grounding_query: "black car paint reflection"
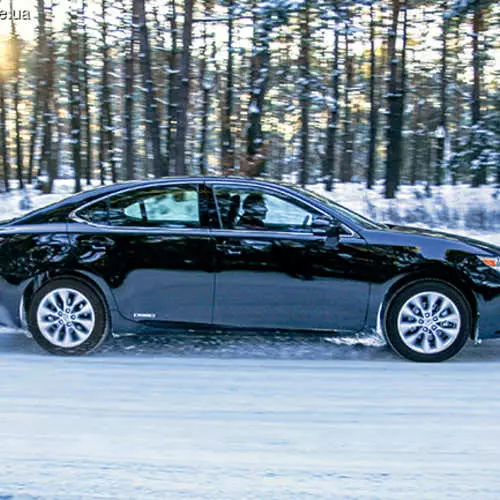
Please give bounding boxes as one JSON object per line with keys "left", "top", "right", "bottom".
{"left": 0, "top": 177, "right": 498, "bottom": 343}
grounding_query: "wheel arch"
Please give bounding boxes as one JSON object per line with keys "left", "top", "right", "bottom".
{"left": 21, "top": 269, "right": 115, "bottom": 330}
{"left": 380, "top": 265, "right": 478, "bottom": 340}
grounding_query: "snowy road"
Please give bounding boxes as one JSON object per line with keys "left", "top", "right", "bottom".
{"left": 0, "top": 332, "right": 499, "bottom": 499}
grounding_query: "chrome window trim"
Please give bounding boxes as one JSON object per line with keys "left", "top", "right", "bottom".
{"left": 68, "top": 178, "right": 360, "bottom": 239}
{"left": 67, "top": 221, "right": 211, "bottom": 237}
{"left": 207, "top": 228, "right": 325, "bottom": 240}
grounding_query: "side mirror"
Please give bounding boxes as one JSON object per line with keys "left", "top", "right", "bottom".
{"left": 311, "top": 215, "right": 340, "bottom": 238}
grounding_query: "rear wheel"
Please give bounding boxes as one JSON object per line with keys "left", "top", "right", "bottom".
{"left": 384, "top": 281, "right": 472, "bottom": 362}
{"left": 28, "top": 279, "right": 108, "bottom": 355}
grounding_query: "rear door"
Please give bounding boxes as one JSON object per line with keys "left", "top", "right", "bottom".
{"left": 68, "top": 182, "right": 216, "bottom": 325}
{"left": 209, "top": 182, "right": 370, "bottom": 332}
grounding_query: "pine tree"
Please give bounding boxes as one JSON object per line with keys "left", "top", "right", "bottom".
{"left": 384, "top": 0, "right": 405, "bottom": 199}
{"left": 366, "top": 0, "right": 377, "bottom": 189}
{"left": 246, "top": 1, "right": 272, "bottom": 176}
{"left": 10, "top": 5, "right": 23, "bottom": 189}
{"left": 67, "top": 7, "right": 82, "bottom": 193}
{"left": 323, "top": 1, "right": 341, "bottom": 192}
{"left": 0, "top": 74, "right": 9, "bottom": 192}
{"left": 198, "top": 0, "right": 214, "bottom": 175}
{"left": 99, "top": 0, "right": 116, "bottom": 184}
{"left": 28, "top": 31, "right": 42, "bottom": 185}
{"left": 446, "top": 0, "right": 495, "bottom": 187}
{"left": 471, "top": 0, "right": 485, "bottom": 186}
{"left": 434, "top": 0, "right": 448, "bottom": 186}
{"left": 136, "top": 0, "right": 164, "bottom": 178}
{"left": 220, "top": 0, "right": 235, "bottom": 174}
{"left": 340, "top": 25, "right": 354, "bottom": 183}
{"left": 165, "top": 0, "right": 178, "bottom": 174}
{"left": 38, "top": 0, "right": 57, "bottom": 193}
{"left": 80, "top": 0, "right": 92, "bottom": 185}
{"left": 298, "top": 0, "right": 311, "bottom": 187}
{"left": 174, "top": 0, "right": 194, "bottom": 175}
{"left": 123, "top": 0, "right": 137, "bottom": 180}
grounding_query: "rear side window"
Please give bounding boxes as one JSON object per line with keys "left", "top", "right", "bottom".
{"left": 75, "top": 185, "right": 200, "bottom": 228}
{"left": 77, "top": 200, "right": 109, "bottom": 224}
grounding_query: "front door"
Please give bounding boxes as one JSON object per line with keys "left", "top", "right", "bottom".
{"left": 210, "top": 183, "right": 370, "bottom": 332}
{"left": 69, "top": 182, "right": 215, "bottom": 325}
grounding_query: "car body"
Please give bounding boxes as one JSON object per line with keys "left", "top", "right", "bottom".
{"left": 0, "top": 177, "right": 499, "bottom": 361}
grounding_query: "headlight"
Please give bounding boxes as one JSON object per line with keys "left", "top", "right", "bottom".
{"left": 479, "top": 256, "right": 500, "bottom": 272}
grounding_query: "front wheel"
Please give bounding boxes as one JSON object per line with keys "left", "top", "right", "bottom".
{"left": 28, "top": 279, "right": 108, "bottom": 355}
{"left": 384, "top": 281, "right": 472, "bottom": 362}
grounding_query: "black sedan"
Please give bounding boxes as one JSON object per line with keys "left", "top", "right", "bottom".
{"left": 0, "top": 177, "right": 499, "bottom": 361}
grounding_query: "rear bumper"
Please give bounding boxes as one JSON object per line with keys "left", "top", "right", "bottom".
{"left": 0, "top": 278, "right": 26, "bottom": 329}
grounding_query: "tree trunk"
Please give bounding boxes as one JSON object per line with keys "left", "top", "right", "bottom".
{"left": 221, "top": 0, "right": 235, "bottom": 174}
{"left": 68, "top": 9, "right": 82, "bottom": 193}
{"left": 323, "top": 5, "right": 340, "bottom": 192}
{"left": 173, "top": 0, "right": 194, "bottom": 176}
{"left": 137, "top": 0, "right": 165, "bottom": 178}
{"left": 423, "top": 98, "right": 433, "bottom": 195}
{"left": 398, "top": 0, "right": 408, "bottom": 188}
{"left": 450, "top": 22, "right": 461, "bottom": 186}
{"left": 246, "top": 3, "right": 271, "bottom": 177}
{"left": 410, "top": 88, "right": 421, "bottom": 186}
{"left": 123, "top": 0, "right": 137, "bottom": 180}
{"left": 340, "top": 33, "right": 354, "bottom": 183}
{"left": 434, "top": 0, "right": 447, "bottom": 186}
{"left": 27, "top": 74, "right": 40, "bottom": 185}
{"left": 165, "top": 0, "right": 178, "bottom": 175}
{"left": 80, "top": 0, "right": 92, "bottom": 185}
{"left": 298, "top": 0, "right": 310, "bottom": 187}
{"left": 10, "top": 11, "right": 23, "bottom": 189}
{"left": 471, "top": 0, "right": 485, "bottom": 187}
{"left": 39, "top": 0, "right": 56, "bottom": 193}
{"left": 38, "top": 0, "right": 49, "bottom": 186}
{"left": 198, "top": 0, "right": 211, "bottom": 175}
{"left": 367, "top": 1, "right": 377, "bottom": 189}
{"left": 384, "top": 0, "right": 403, "bottom": 199}
{"left": 0, "top": 81, "right": 9, "bottom": 192}
{"left": 99, "top": 0, "right": 116, "bottom": 184}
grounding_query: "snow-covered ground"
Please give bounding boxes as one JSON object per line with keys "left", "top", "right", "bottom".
{"left": 1, "top": 180, "right": 498, "bottom": 498}
{"left": 1, "top": 333, "right": 500, "bottom": 499}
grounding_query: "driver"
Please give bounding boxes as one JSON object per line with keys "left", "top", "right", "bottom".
{"left": 238, "top": 193, "right": 268, "bottom": 229}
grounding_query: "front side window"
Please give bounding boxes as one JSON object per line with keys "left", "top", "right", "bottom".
{"left": 213, "top": 186, "right": 318, "bottom": 232}
{"left": 75, "top": 185, "right": 200, "bottom": 228}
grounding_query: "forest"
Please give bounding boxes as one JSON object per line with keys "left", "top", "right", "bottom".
{"left": 0, "top": 0, "right": 498, "bottom": 198}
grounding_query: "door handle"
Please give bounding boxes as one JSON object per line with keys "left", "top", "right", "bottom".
{"left": 88, "top": 236, "right": 114, "bottom": 251}
{"left": 217, "top": 243, "right": 242, "bottom": 256}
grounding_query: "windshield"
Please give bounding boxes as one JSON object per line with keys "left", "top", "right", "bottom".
{"left": 293, "top": 186, "right": 383, "bottom": 230}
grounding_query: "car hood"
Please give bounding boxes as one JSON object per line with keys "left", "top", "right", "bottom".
{"left": 384, "top": 224, "right": 500, "bottom": 255}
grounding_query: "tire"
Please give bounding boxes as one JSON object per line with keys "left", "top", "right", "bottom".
{"left": 28, "top": 278, "right": 109, "bottom": 355}
{"left": 384, "top": 280, "right": 472, "bottom": 362}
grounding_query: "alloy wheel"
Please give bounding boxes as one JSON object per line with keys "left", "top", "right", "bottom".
{"left": 397, "top": 291, "right": 461, "bottom": 355}
{"left": 36, "top": 288, "right": 96, "bottom": 348}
